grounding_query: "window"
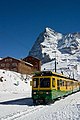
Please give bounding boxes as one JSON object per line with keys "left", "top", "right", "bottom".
{"left": 5, "top": 59, "right": 12, "bottom": 62}
{"left": 52, "top": 78, "right": 55, "bottom": 87}
{"left": 57, "top": 80, "right": 60, "bottom": 90}
{"left": 62, "top": 80, "right": 64, "bottom": 86}
{"left": 1, "top": 63, "right": 5, "bottom": 67}
{"left": 12, "top": 63, "right": 17, "bottom": 67}
{"left": 13, "top": 68, "right": 17, "bottom": 71}
{"left": 65, "top": 81, "right": 68, "bottom": 89}
{"left": 57, "top": 79, "right": 64, "bottom": 87}
{"left": 11, "top": 68, "right": 17, "bottom": 72}
{"left": 33, "top": 78, "right": 39, "bottom": 88}
{"left": 67, "top": 81, "right": 70, "bottom": 86}
{"left": 40, "top": 78, "right": 50, "bottom": 88}
{"left": 59, "top": 79, "right": 62, "bottom": 86}
{"left": 6, "top": 63, "right": 10, "bottom": 67}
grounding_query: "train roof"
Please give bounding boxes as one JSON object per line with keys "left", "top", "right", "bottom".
{"left": 33, "top": 71, "right": 79, "bottom": 82}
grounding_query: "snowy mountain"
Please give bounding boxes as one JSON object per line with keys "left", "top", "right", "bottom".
{"left": 58, "top": 33, "right": 80, "bottom": 54}
{"left": 29, "top": 27, "right": 80, "bottom": 80}
{"left": 29, "top": 27, "right": 62, "bottom": 63}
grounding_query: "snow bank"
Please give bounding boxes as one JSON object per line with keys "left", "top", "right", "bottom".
{"left": 0, "top": 69, "right": 32, "bottom": 94}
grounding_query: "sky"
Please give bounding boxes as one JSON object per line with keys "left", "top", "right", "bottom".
{"left": 0, "top": 0, "right": 80, "bottom": 59}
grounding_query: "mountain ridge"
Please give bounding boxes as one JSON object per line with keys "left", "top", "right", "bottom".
{"left": 29, "top": 27, "right": 80, "bottom": 79}
{"left": 29, "top": 27, "right": 80, "bottom": 63}
{"left": 29, "top": 27, "right": 62, "bottom": 63}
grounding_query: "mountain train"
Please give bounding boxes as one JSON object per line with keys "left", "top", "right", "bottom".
{"left": 30, "top": 71, "right": 80, "bottom": 104}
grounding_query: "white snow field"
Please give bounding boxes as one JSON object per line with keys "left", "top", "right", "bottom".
{"left": 0, "top": 69, "right": 80, "bottom": 120}
{"left": 0, "top": 92, "right": 80, "bottom": 120}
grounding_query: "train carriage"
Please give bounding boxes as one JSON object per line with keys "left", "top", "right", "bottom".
{"left": 31, "top": 71, "right": 80, "bottom": 104}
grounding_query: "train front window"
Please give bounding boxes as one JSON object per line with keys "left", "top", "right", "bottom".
{"left": 33, "top": 78, "right": 39, "bottom": 88}
{"left": 40, "top": 78, "right": 50, "bottom": 88}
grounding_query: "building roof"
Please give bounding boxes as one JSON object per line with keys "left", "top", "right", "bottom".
{"left": 0, "top": 56, "right": 33, "bottom": 67}
{"left": 19, "top": 59, "right": 33, "bottom": 66}
{"left": 23, "top": 55, "right": 41, "bottom": 61}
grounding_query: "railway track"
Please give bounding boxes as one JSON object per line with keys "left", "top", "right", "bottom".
{"left": 0, "top": 105, "right": 45, "bottom": 120}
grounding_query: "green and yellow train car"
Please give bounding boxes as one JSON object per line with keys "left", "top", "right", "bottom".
{"left": 31, "top": 71, "right": 80, "bottom": 104}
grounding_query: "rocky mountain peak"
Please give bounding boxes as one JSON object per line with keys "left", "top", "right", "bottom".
{"left": 29, "top": 27, "right": 62, "bottom": 64}
{"left": 44, "top": 27, "right": 55, "bottom": 33}
{"left": 29, "top": 27, "right": 80, "bottom": 79}
{"left": 58, "top": 32, "right": 80, "bottom": 54}
{"left": 29, "top": 27, "right": 80, "bottom": 64}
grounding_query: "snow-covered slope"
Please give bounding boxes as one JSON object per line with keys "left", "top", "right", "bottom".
{"left": 0, "top": 69, "right": 31, "bottom": 94}
{"left": 29, "top": 27, "right": 80, "bottom": 80}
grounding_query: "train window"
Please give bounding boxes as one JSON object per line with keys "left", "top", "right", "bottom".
{"left": 65, "top": 81, "right": 68, "bottom": 89}
{"left": 62, "top": 80, "right": 64, "bottom": 86}
{"left": 40, "top": 78, "right": 50, "bottom": 88}
{"left": 57, "top": 79, "right": 64, "bottom": 87}
{"left": 33, "top": 78, "right": 39, "bottom": 88}
{"left": 52, "top": 78, "right": 55, "bottom": 87}
{"left": 59, "top": 79, "right": 62, "bottom": 86}
{"left": 67, "top": 81, "right": 72, "bottom": 86}
{"left": 68, "top": 81, "right": 70, "bottom": 86}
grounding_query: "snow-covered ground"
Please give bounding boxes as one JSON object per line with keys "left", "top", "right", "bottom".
{"left": 0, "top": 91, "right": 80, "bottom": 120}
{"left": 0, "top": 69, "right": 80, "bottom": 120}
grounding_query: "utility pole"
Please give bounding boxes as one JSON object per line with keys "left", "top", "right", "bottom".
{"left": 72, "top": 66, "right": 75, "bottom": 79}
{"left": 73, "top": 71, "right": 74, "bottom": 79}
{"left": 55, "top": 57, "right": 57, "bottom": 72}
{"left": 54, "top": 51, "right": 57, "bottom": 72}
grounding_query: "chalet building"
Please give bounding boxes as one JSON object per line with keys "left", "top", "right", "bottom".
{"left": 0, "top": 57, "right": 33, "bottom": 74}
{"left": 23, "top": 56, "right": 41, "bottom": 72}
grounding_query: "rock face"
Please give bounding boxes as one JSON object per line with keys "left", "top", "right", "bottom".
{"left": 29, "top": 27, "right": 62, "bottom": 64}
{"left": 29, "top": 27, "right": 80, "bottom": 64}
{"left": 29, "top": 27, "right": 80, "bottom": 79}
{"left": 58, "top": 33, "right": 80, "bottom": 55}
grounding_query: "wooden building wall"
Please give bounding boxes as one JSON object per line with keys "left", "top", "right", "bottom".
{"left": 18, "top": 62, "right": 33, "bottom": 74}
{"left": 0, "top": 57, "right": 33, "bottom": 74}
{"left": 23, "top": 56, "right": 41, "bottom": 71}
{"left": 0, "top": 57, "right": 19, "bottom": 72}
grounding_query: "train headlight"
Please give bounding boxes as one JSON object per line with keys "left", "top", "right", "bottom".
{"left": 33, "top": 92, "right": 36, "bottom": 94}
{"left": 46, "top": 92, "right": 49, "bottom": 95}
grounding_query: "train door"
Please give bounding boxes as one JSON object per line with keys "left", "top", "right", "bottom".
{"left": 52, "top": 78, "right": 55, "bottom": 88}
{"left": 57, "top": 80, "right": 60, "bottom": 90}
{"left": 65, "top": 81, "right": 67, "bottom": 89}
{"left": 33, "top": 78, "right": 39, "bottom": 88}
